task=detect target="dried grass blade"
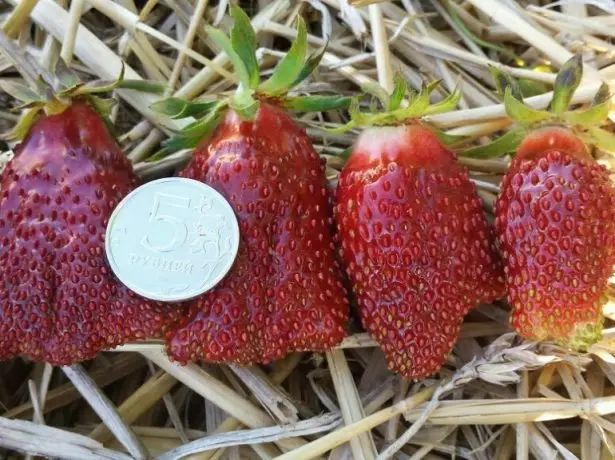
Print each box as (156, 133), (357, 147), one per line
(62, 364), (149, 460)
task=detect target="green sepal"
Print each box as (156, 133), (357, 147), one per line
(561, 101), (610, 127)
(87, 95), (117, 118)
(283, 95), (351, 112)
(230, 89), (258, 119)
(114, 79), (168, 94)
(146, 148), (169, 163)
(150, 97), (218, 119)
(161, 102), (226, 154)
(0, 107), (42, 141)
(206, 25), (252, 89)
(462, 125), (527, 159)
(550, 54), (583, 115)
(518, 78), (551, 98)
(389, 74), (407, 111)
(489, 65), (523, 101)
(258, 17), (308, 95)
(504, 87), (551, 125)
(593, 82), (610, 105)
(431, 128), (466, 147)
(53, 59), (79, 91)
(292, 45), (326, 88)
(0, 79), (41, 105)
(361, 82), (391, 110)
(423, 86), (461, 115)
(584, 126), (615, 153)
(230, 6), (259, 88)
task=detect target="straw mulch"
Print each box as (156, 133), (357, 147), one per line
(1, 0), (615, 459)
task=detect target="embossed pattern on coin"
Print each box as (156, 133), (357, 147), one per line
(105, 178), (240, 302)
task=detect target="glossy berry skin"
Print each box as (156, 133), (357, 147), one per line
(167, 103), (349, 365)
(495, 127), (615, 349)
(336, 125), (505, 380)
(0, 102), (186, 365)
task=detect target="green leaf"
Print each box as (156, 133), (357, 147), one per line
(0, 79), (41, 104)
(207, 25), (252, 89)
(389, 74), (407, 111)
(562, 101), (610, 127)
(151, 97), (218, 119)
(292, 45), (326, 88)
(462, 125), (527, 159)
(489, 65), (523, 100)
(550, 54), (583, 115)
(230, 7), (259, 88)
(504, 88), (551, 125)
(586, 126), (615, 153)
(283, 95), (351, 112)
(258, 17), (308, 95)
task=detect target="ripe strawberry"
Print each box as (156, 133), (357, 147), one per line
(0, 102), (186, 365)
(156, 8), (350, 364)
(495, 127), (615, 348)
(486, 56), (615, 350)
(335, 83), (505, 380)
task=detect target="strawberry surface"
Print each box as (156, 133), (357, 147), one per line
(336, 125), (505, 380)
(167, 103), (349, 365)
(495, 127), (615, 349)
(0, 102), (186, 365)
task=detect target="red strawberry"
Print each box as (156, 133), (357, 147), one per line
(0, 102), (186, 365)
(495, 126), (615, 348)
(336, 123), (505, 380)
(158, 9), (350, 364)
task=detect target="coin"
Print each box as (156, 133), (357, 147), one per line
(105, 177), (240, 302)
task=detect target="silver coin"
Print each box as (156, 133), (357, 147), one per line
(105, 177), (240, 302)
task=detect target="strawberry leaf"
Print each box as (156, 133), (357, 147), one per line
(230, 7), (259, 89)
(462, 125), (527, 159)
(283, 95), (351, 112)
(258, 17), (308, 95)
(550, 54), (583, 115)
(586, 126), (615, 153)
(207, 25), (252, 89)
(504, 88), (551, 125)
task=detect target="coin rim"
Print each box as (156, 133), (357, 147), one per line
(105, 177), (240, 302)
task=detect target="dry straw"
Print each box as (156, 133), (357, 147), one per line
(1, 0), (615, 459)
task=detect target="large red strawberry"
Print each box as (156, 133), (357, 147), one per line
(335, 81), (505, 380)
(155, 8), (350, 364)
(0, 66), (186, 365)
(490, 56), (615, 349)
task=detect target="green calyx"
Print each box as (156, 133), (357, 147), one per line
(464, 55), (615, 159)
(0, 55), (167, 141)
(152, 7), (350, 156)
(326, 74), (462, 143)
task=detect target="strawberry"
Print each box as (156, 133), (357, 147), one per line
(154, 8), (350, 364)
(489, 57), (615, 349)
(0, 62), (185, 365)
(334, 80), (505, 380)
